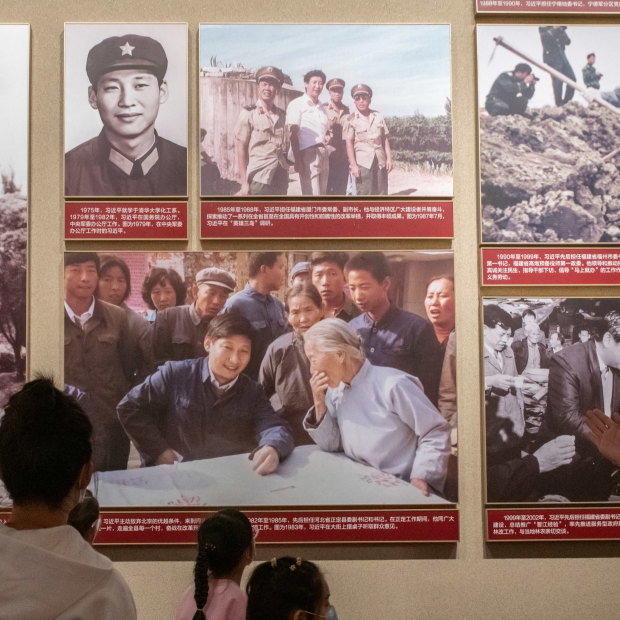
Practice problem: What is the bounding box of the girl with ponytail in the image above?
[174,509,254,620]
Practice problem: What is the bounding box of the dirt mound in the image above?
[480,101,620,243]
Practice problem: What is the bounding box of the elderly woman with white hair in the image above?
[303,318,451,496]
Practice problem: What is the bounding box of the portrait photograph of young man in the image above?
[64,23,188,198]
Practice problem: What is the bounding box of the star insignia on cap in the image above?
[120,42,135,56]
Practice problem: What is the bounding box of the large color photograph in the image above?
[61,250,457,507]
[0,25,28,406]
[64,23,188,198]
[482,297,620,504]
[199,24,452,198]
[477,25,620,244]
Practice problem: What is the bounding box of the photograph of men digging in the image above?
[477,25,620,245]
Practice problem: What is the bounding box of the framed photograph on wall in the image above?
[0,24,29,406]
[199,24,453,199]
[477,25,620,244]
[64,22,188,199]
[482,296,620,505]
[57,250,459,543]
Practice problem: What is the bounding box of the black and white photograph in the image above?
[199,24,452,198]
[482,297,620,503]
[61,250,457,507]
[477,25,620,244]
[64,23,188,198]
[0,24,28,405]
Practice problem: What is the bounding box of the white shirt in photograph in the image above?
[286,94,329,151]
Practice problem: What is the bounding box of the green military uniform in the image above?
[346,109,390,195]
[235,102,289,195]
[485,71,535,116]
[325,77,350,195]
[326,101,350,195]
[582,63,601,90]
[539,26,576,106]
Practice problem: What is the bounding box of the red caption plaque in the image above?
[65,202,187,240]
[477,0,620,12]
[488,508,620,541]
[201,201,453,239]
[87,509,459,545]
[482,248,620,286]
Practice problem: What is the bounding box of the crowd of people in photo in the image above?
[0,378,335,618]
[483,300,620,502]
[61,250,457,499]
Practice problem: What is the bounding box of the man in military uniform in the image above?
[539,26,576,106]
[582,53,602,90]
[235,66,289,196]
[325,78,350,195]
[485,63,536,117]
[345,84,392,196]
[65,34,187,197]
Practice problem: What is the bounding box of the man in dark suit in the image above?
[512,322,549,374]
[483,304,575,502]
[541,310,620,500]
[545,310,620,456]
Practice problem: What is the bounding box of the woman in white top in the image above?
[303,318,451,496]
[0,377,136,620]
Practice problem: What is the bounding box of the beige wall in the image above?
[6,0,620,618]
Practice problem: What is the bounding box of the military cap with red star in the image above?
[86,34,168,86]
[351,83,373,98]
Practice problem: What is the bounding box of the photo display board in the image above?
[476,1,620,14]
[0,25,29,407]
[477,24,620,247]
[64,23,188,239]
[0,21,460,548]
[482,297,620,541]
[59,250,458,544]
[199,24,454,239]
[478,16,620,541]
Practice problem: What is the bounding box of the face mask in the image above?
[325,605,338,620]
[305,606,338,620]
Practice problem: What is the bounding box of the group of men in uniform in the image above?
[234,66,392,197]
